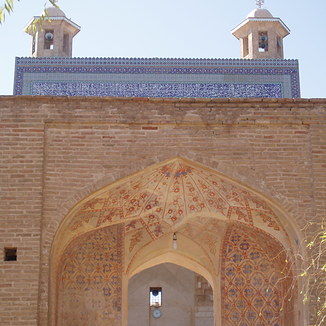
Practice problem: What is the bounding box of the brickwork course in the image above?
[0,96,325,325]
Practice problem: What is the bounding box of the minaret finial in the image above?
[256,0,265,8]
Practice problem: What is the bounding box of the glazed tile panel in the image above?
[14,57,300,98]
[30,81,282,98]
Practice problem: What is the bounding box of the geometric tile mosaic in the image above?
[14,57,300,98]
[221,223,295,326]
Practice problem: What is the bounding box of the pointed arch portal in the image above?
[51,157,302,325]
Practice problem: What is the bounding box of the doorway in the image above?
[128,263,214,326]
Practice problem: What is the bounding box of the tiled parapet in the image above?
[14,57,300,98]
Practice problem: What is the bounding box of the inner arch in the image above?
[128,251,215,287]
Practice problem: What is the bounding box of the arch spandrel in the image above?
[55,157,290,259]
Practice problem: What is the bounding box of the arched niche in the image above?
[50,157,305,325]
[128,250,215,287]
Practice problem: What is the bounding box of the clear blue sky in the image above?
[0,0,325,98]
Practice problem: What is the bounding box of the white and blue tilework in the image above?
[14,57,300,98]
[31,82,282,98]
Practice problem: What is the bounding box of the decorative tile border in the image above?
[15,57,300,67]
[14,57,300,98]
[31,81,283,98]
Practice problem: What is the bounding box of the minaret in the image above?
[25,7,80,57]
[231,0,290,59]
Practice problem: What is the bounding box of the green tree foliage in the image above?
[0,0,58,24]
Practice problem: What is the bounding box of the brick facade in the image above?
[0,96,325,325]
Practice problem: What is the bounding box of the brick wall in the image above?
[0,96,325,325]
[0,100,44,325]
